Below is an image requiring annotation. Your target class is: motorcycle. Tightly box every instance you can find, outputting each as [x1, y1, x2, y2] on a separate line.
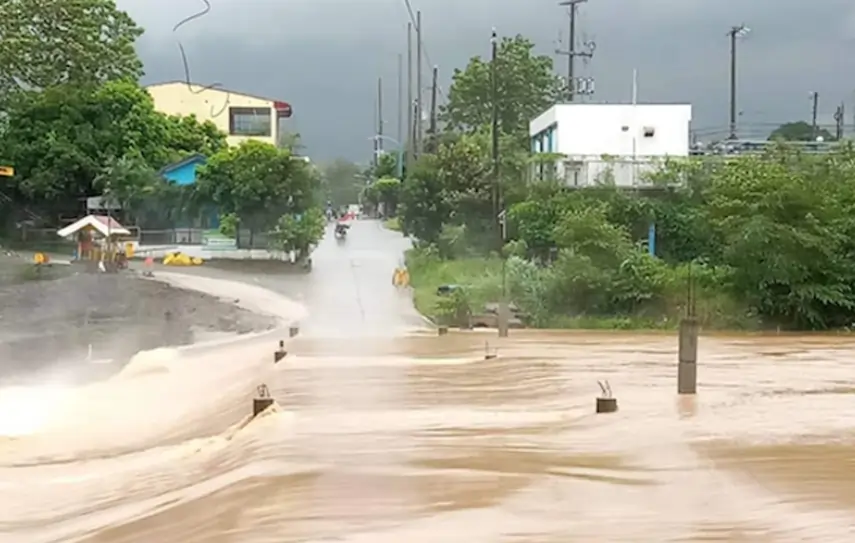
[335, 222, 349, 240]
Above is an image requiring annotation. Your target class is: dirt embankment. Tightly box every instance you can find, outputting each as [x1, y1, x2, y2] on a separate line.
[0, 259, 277, 385]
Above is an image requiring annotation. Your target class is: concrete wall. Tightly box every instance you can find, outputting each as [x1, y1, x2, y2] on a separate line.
[130, 243, 292, 261]
[146, 82, 279, 147]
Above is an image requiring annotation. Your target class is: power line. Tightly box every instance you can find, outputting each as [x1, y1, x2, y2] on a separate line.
[400, 0, 447, 105]
[172, 0, 230, 117]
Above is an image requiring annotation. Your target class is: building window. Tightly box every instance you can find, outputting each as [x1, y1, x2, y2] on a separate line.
[565, 161, 585, 187]
[228, 107, 272, 137]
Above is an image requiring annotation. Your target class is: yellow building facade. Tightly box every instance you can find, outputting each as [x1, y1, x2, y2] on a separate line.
[145, 81, 292, 147]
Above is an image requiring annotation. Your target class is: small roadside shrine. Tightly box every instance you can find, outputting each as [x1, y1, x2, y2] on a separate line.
[57, 215, 132, 272]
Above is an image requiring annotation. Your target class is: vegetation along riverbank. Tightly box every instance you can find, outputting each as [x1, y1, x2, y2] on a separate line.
[351, 35, 855, 332]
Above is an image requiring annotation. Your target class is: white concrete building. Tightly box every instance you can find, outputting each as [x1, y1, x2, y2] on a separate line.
[529, 103, 692, 188]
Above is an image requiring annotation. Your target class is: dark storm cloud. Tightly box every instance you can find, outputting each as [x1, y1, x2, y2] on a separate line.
[119, 0, 855, 160]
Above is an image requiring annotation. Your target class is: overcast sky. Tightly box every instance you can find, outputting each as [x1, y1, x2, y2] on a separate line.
[118, 0, 855, 162]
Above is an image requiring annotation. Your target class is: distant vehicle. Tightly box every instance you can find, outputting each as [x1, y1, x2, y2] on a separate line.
[335, 221, 349, 240]
[346, 204, 361, 219]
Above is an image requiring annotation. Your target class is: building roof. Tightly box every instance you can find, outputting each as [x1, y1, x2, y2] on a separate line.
[57, 215, 130, 238]
[160, 153, 206, 175]
[145, 80, 290, 108]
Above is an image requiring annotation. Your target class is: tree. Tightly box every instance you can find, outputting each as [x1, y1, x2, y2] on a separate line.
[278, 131, 305, 151]
[0, 80, 226, 221]
[399, 154, 452, 243]
[269, 208, 326, 259]
[92, 155, 191, 229]
[703, 146, 855, 328]
[768, 121, 834, 142]
[366, 177, 401, 216]
[440, 35, 562, 145]
[320, 158, 363, 207]
[0, 0, 143, 104]
[373, 152, 399, 179]
[195, 140, 321, 246]
[162, 114, 228, 159]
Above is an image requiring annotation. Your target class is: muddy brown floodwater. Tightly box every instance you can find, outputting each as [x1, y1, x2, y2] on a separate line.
[2, 222, 855, 542]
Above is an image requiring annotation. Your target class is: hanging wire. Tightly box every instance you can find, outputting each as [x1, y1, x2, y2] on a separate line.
[173, 0, 230, 117]
[400, 0, 447, 105]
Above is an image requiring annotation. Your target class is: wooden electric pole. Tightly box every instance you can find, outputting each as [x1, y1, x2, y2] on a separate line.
[810, 91, 819, 139]
[427, 66, 438, 152]
[406, 22, 414, 169]
[415, 10, 423, 157]
[834, 102, 844, 140]
[377, 77, 383, 158]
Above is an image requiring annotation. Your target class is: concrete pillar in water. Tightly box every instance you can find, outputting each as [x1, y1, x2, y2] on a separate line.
[253, 397, 274, 416]
[253, 384, 274, 417]
[595, 380, 617, 413]
[484, 341, 497, 360]
[596, 396, 618, 413]
[497, 300, 510, 338]
[273, 340, 287, 363]
[677, 317, 699, 394]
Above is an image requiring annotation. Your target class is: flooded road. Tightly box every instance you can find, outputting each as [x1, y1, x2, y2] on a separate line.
[3, 220, 855, 541]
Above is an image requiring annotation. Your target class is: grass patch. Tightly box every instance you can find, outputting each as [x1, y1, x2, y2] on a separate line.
[406, 250, 504, 322]
[405, 248, 760, 331]
[383, 217, 401, 231]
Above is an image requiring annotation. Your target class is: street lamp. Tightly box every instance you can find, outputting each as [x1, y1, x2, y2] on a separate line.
[727, 24, 750, 140]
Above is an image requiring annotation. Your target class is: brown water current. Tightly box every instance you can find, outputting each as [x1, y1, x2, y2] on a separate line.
[2, 221, 855, 542]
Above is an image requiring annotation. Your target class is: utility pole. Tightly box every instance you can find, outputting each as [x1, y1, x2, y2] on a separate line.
[491, 28, 508, 338]
[397, 53, 404, 178]
[727, 24, 749, 140]
[411, 100, 418, 155]
[490, 29, 499, 238]
[810, 91, 819, 139]
[372, 90, 378, 169]
[415, 10, 423, 157]
[406, 23, 414, 170]
[556, 0, 592, 101]
[427, 65, 438, 152]
[377, 77, 383, 159]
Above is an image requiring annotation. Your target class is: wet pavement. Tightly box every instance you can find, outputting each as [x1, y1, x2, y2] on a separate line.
[2, 220, 855, 542]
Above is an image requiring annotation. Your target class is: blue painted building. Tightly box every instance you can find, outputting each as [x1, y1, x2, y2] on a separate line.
[160, 153, 206, 185]
[159, 154, 219, 228]
[530, 123, 557, 154]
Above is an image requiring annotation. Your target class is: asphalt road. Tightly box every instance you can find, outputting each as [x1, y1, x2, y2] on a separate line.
[147, 219, 428, 339]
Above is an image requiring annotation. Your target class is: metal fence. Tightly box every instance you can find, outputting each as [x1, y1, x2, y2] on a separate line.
[8, 226, 140, 246]
[236, 230, 271, 250]
[532, 156, 669, 188]
[138, 228, 204, 246]
[560, 156, 670, 189]
[136, 228, 272, 249]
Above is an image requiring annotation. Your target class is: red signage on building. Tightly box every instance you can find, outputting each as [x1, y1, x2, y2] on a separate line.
[274, 101, 292, 118]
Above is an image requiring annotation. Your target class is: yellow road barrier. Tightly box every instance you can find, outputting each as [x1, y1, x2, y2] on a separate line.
[392, 267, 410, 287]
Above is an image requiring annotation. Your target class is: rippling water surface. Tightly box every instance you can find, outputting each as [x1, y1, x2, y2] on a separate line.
[2, 222, 855, 542]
